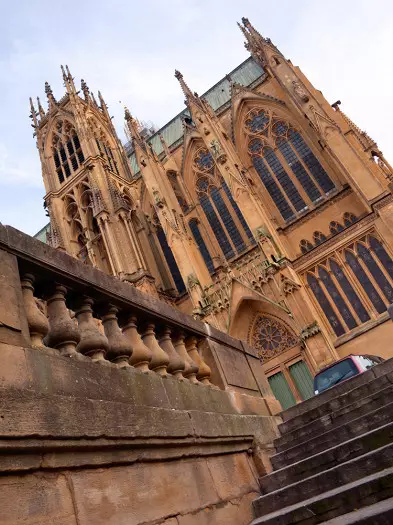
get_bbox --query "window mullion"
[317,271,351,331]
[210,192,237,254]
[354,248,390,308]
[219,182,249,248]
[258,153,298,216]
[274,147,312,208]
[327,262,363,325]
[336,250,378,319]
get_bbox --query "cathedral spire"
[45,81,57,110]
[159,133,171,157]
[98,90,111,121]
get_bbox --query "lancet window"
[95,137,119,175]
[245,108,335,222]
[52,120,84,184]
[194,147,254,261]
[306,235,393,337]
[152,213,186,294]
[189,218,214,273]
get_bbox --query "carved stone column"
[21,274,49,348]
[75,297,109,362]
[158,326,185,379]
[186,336,212,385]
[142,323,169,376]
[46,284,81,356]
[173,332,199,383]
[101,304,132,367]
[122,315,152,372]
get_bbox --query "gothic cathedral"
[31,19,393,408]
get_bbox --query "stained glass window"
[329,259,370,323]
[210,187,246,253]
[345,250,386,314]
[343,212,357,227]
[357,243,393,302]
[189,219,214,273]
[369,236,393,279]
[307,272,345,336]
[156,224,186,294]
[52,120,84,184]
[199,193,234,259]
[318,267,358,330]
[246,108,336,223]
[300,239,314,254]
[313,231,327,245]
[221,178,255,244]
[330,221,344,235]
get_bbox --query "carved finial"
[45,81,57,108]
[61,65,67,82]
[29,97,38,128]
[159,133,170,156]
[91,91,98,106]
[37,97,45,118]
[174,69,195,103]
[81,79,90,101]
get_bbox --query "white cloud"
[0,0,392,235]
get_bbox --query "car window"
[314,358,358,394]
[356,355,377,370]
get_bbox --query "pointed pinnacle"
[61,65,67,82]
[174,69,193,99]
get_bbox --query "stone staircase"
[250,358,393,524]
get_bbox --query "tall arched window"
[189,218,214,273]
[194,148,253,260]
[306,235,393,336]
[154,218,186,295]
[52,120,84,184]
[95,136,119,175]
[245,108,335,222]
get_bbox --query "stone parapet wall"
[0,224,280,524]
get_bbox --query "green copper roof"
[127,57,265,175]
[34,223,50,242]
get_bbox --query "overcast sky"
[1,0,392,235]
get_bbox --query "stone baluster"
[101,304,132,368]
[158,326,185,379]
[21,274,49,348]
[122,315,152,372]
[46,284,81,356]
[186,336,212,385]
[141,323,169,376]
[173,332,199,383]
[75,297,109,362]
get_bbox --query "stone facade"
[32,18,393,408]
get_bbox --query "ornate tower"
[30,66,155,293]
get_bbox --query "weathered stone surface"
[70,458,219,524]
[206,453,258,500]
[177,492,257,525]
[0,472,76,525]
[0,251,30,346]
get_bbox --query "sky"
[0,0,392,236]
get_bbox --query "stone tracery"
[250,313,299,363]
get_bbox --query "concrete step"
[261,422,393,494]
[257,435,393,514]
[272,400,393,470]
[279,367,393,436]
[275,383,393,453]
[279,358,393,425]
[251,466,393,525]
[322,496,393,524]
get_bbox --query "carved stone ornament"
[152,187,165,208]
[292,80,309,103]
[300,320,321,345]
[377,158,393,182]
[280,274,301,296]
[187,273,200,290]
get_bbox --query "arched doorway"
[250,313,314,409]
